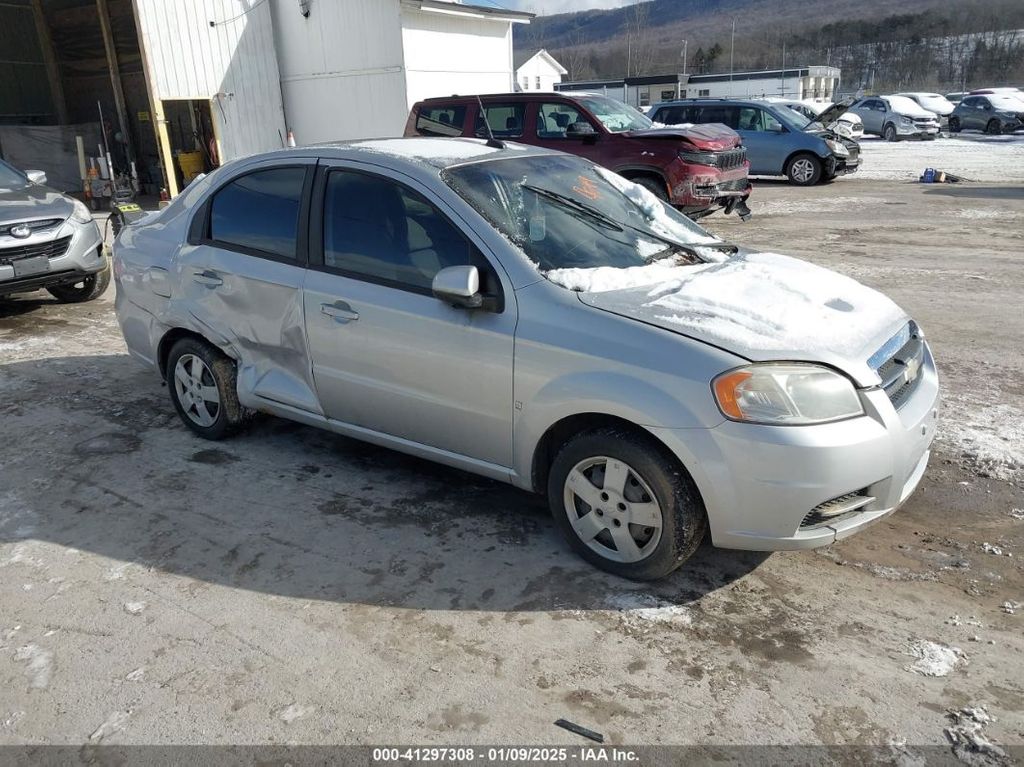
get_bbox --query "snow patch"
[605,593,693,627]
[595,166,719,245]
[546,259,710,293]
[944,706,1007,766]
[354,138,498,164]
[89,710,131,742]
[274,702,316,724]
[14,644,53,689]
[904,640,966,676]
[123,601,147,615]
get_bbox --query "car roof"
[651,98,770,108]
[232,137,558,173]
[417,92,577,103]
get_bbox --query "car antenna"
[476,95,505,149]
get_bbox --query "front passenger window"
[323,171,478,293]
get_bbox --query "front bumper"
[650,343,940,551]
[0,218,104,296]
[897,123,940,138]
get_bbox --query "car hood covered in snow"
[565,251,909,387]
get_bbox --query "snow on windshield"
[637,251,905,354]
[886,96,931,115]
[990,95,1024,110]
[595,167,721,247]
[354,138,499,162]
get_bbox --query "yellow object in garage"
[177,151,204,183]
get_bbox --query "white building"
[0,0,531,197]
[558,67,841,108]
[514,49,567,92]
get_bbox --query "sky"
[502,0,634,14]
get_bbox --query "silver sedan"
[1,159,107,301]
[113,138,938,580]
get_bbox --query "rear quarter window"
[415,105,466,137]
[208,167,306,259]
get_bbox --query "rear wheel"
[547,428,707,580]
[46,260,110,303]
[166,337,254,440]
[986,118,1003,135]
[883,123,898,142]
[785,153,822,186]
[948,116,961,133]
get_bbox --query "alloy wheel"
[790,158,816,184]
[173,354,221,427]
[562,456,663,563]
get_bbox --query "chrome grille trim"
[871,321,925,409]
[0,218,63,237]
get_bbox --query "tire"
[46,259,111,303]
[546,427,707,581]
[632,176,670,202]
[883,123,898,142]
[948,117,961,133]
[784,153,822,186]
[986,119,1002,135]
[165,337,254,440]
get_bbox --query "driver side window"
[323,171,478,294]
[537,103,595,138]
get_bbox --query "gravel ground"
[1,162,1022,757]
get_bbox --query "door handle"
[320,301,359,323]
[193,270,223,287]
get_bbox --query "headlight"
[712,363,864,425]
[70,198,93,224]
[899,116,913,126]
[678,148,718,166]
[825,139,849,157]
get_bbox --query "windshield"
[444,154,723,274]
[886,96,926,114]
[772,105,814,131]
[575,95,653,133]
[0,160,28,189]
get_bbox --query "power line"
[209,0,269,28]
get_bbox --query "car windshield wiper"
[522,184,624,232]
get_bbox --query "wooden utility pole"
[96,0,134,165]
[30,0,69,124]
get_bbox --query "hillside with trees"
[516,0,1024,93]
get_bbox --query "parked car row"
[843,88,1024,138]
[647,98,861,186]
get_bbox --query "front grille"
[0,235,72,266]
[872,321,925,409]
[801,490,874,529]
[713,147,747,170]
[0,218,63,237]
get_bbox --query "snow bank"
[353,138,498,163]
[856,135,1024,183]
[605,592,693,628]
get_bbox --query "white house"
[514,49,567,92]
[1,0,531,198]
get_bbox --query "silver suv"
[113,138,939,580]
[1,159,107,302]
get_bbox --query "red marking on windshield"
[573,176,600,201]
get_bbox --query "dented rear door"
[168,159,323,414]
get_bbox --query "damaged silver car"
[113,138,939,580]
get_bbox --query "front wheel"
[547,428,707,580]
[785,153,822,186]
[631,176,670,202]
[986,119,1003,135]
[46,260,111,303]
[166,337,254,440]
[948,117,961,133]
[883,123,898,142]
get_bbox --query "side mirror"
[26,170,47,185]
[566,121,597,139]
[432,265,483,309]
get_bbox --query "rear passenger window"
[209,168,305,259]
[475,103,525,138]
[653,106,690,125]
[415,105,466,137]
[323,171,480,293]
[697,106,738,129]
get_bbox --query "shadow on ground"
[924,185,1024,200]
[0,354,767,614]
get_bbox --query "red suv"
[404,92,752,219]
